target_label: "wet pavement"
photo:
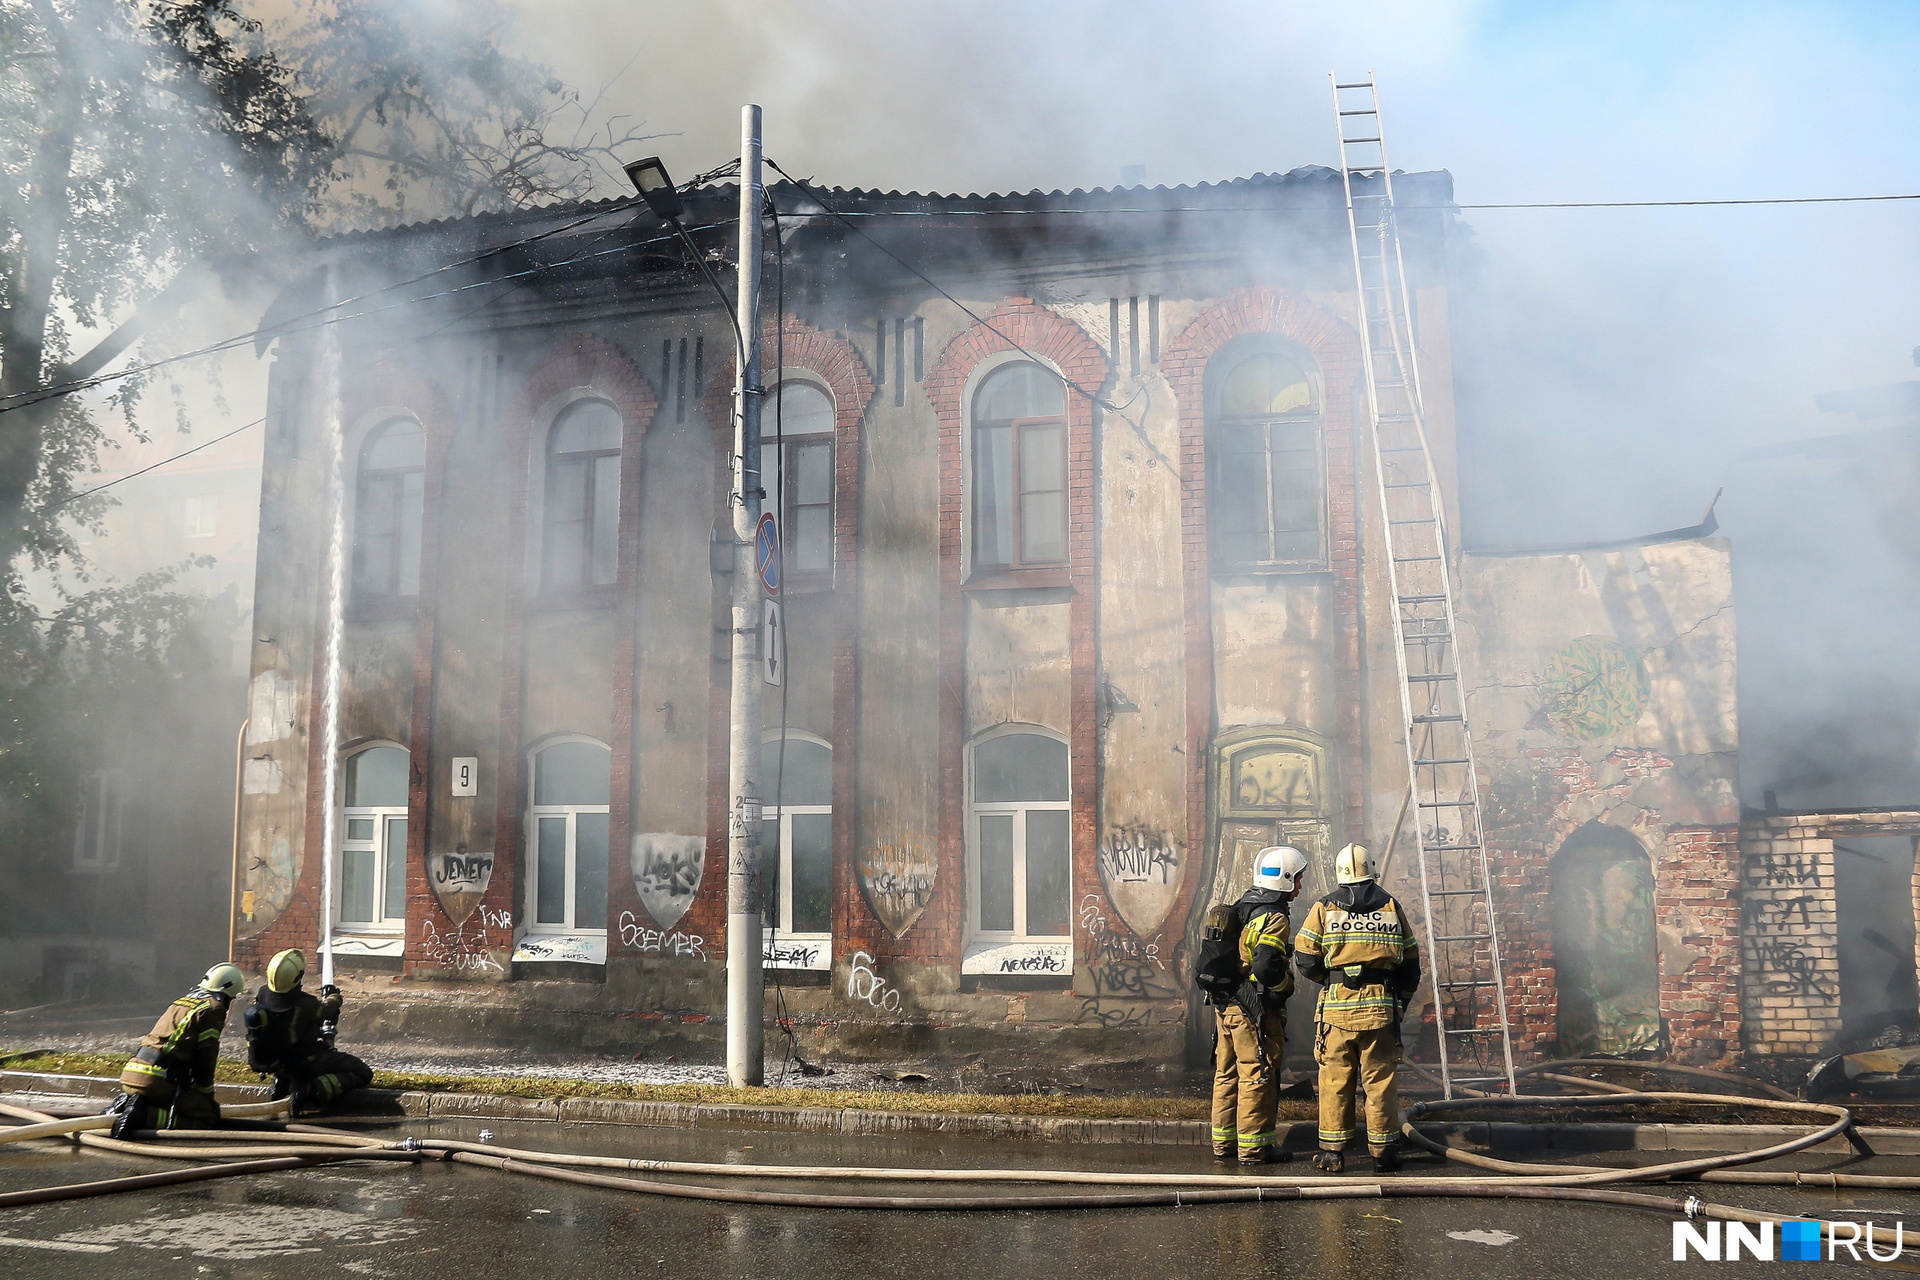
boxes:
[3,1115,1920,1277]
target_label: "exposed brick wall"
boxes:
[1738,816,1841,1054]
[921,298,1109,968]
[1482,744,1743,1063]
[1158,288,1366,952]
[239,366,457,974]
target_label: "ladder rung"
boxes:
[1414,757,1471,766]
[1426,843,1482,852]
[1433,933,1492,943]
[1398,594,1446,604]
[1405,670,1456,679]
[1443,1027,1499,1036]
[1335,81,1374,89]
[1426,888,1488,897]
[1343,136,1382,144]
[1418,800,1472,809]
[1383,480,1431,489]
[1387,517,1436,526]
[1411,715,1463,724]
[1448,1076,1513,1085]
[1338,109,1376,116]
[1436,980,1497,989]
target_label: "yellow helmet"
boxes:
[266,948,307,994]
[1334,843,1376,885]
[199,963,245,999]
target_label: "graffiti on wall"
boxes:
[1537,635,1650,740]
[618,911,707,960]
[426,844,493,925]
[857,840,936,937]
[1743,853,1838,1001]
[846,950,903,1012]
[1074,893,1175,1028]
[631,833,704,930]
[1097,820,1184,937]
[418,917,504,974]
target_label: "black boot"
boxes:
[105,1093,148,1140]
[1373,1145,1401,1174]
[1311,1149,1344,1174]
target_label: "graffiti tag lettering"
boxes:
[617,910,707,960]
[418,919,502,973]
[1098,824,1178,884]
[847,950,902,1012]
[857,842,936,935]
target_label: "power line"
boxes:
[49,416,264,514]
[777,191,1920,215]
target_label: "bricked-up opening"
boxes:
[1551,823,1661,1057]
[1834,834,1920,1044]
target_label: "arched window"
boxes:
[758,736,832,939]
[761,382,836,583]
[526,739,611,934]
[338,745,408,930]
[968,729,1071,940]
[542,399,623,590]
[971,362,1067,571]
[352,418,425,599]
[1207,349,1325,570]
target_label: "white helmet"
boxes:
[1334,843,1376,885]
[1253,845,1309,892]
[199,963,246,999]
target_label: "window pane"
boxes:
[1020,491,1066,564]
[793,439,832,506]
[979,813,1015,932]
[1025,810,1072,936]
[974,363,1064,421]
[791,813,832,934]
[346,817,375,841]
[759,818,780,928]
[773,382,835,435]
[590,453,621,586]
[345,747,409,807]
[362,417,425,470]
[974,733,1069,802]
[382,817,408,920]
[759,739,832,806]
[353,474,397,597]
[535,741,610,806]
[340,847,376,925]
[397,470,424,596]
[536,816,568,925]
[1220,353,1312,417]
[550,399,622,454]
[574,812,609,929]
[972,424,1013,566]
[544,458,589,588]
[794,505,831,575]
[1020,422,1064,493]
[1212,445,1270,564]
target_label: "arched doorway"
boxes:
[1551,823,1661,1057]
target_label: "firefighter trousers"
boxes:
[1315,1021,1400,1154]
[1210,1003,1285,1158]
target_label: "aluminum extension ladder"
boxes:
[1330,71,1517,1098]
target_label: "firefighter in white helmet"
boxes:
[107,962,247,1136]
[1294,842,1420,1174]
[1195,845,1308,1163]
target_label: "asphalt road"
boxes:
[3,1117,1919,1278]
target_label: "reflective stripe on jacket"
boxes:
[1295,890,1418,1031]
[120,993,226,1094]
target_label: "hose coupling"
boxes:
[1684,1195,1703,1220]
[393,1136,422,1152]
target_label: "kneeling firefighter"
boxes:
[1197,845,1307,1163]
[1294,843,1420,1174]
[108,962,247,1136]
[246,949,373,1115]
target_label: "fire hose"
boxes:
[0,1091,1913,1258]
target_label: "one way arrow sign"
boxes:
[762,599,784,687]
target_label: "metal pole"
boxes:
[725,103,766,1088]
[229,718,249,964]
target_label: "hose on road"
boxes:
[0,1086,1911,1255]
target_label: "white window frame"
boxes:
[761,731,832,942]
[182,495,218,539]
[526,390,624,597]
[335,744,408,933]
[525,736,611,937]
[965,725,1072,945]
[72,770,124,872]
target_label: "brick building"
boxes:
[233,167,1767,1069]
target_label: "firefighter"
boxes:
[108,962,246,1136]
[1294,842,1420,1174]
[1206,845,1308,1164]
[245,949,373,1115]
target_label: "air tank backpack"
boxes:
[1194,904,1245,1005]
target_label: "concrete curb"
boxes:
[6,1069,1916,1153]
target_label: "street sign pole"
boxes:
[725,104,766,1089]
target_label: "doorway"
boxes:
[1550,823,1661,1057]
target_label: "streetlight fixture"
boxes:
[623,157,684,221]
